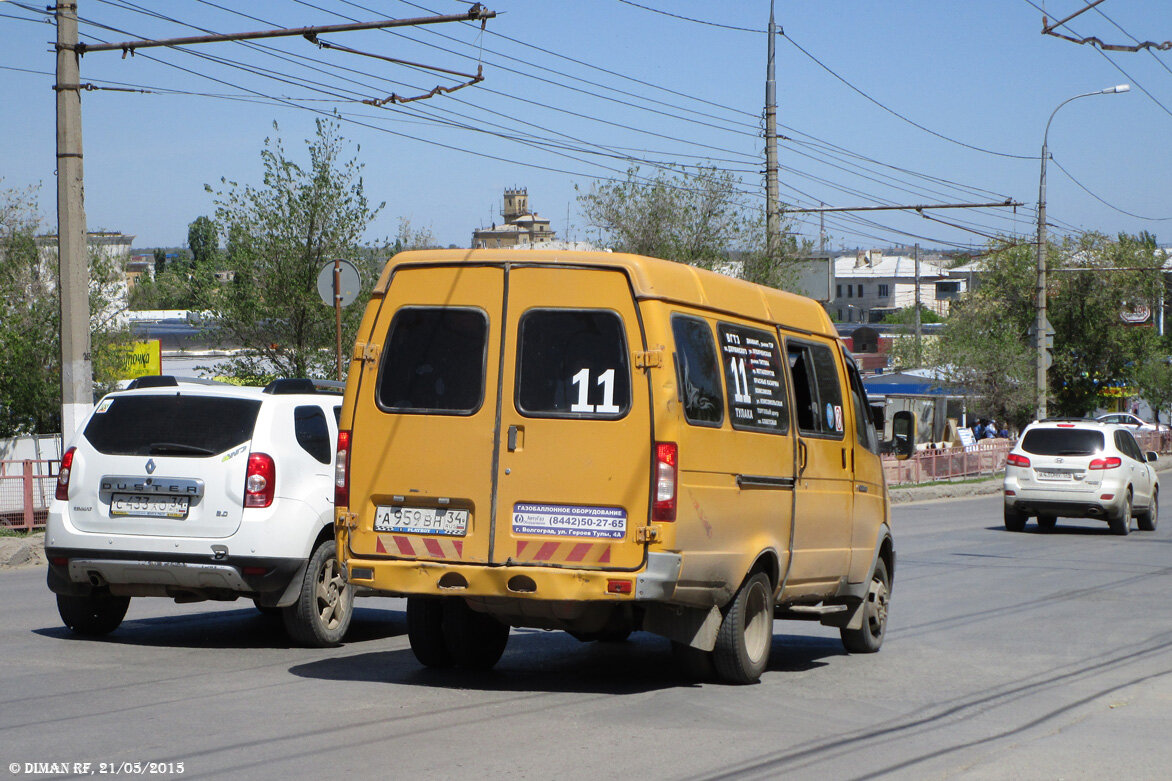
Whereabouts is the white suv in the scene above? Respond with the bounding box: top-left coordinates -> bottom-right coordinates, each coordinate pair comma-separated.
46,377 -> 353,645
1003,419 -> 1159,535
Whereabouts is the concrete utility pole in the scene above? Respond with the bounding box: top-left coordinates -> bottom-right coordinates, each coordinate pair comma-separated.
764,0 -> 780,262
56,1 -> 93,438
914,244 -> 922,369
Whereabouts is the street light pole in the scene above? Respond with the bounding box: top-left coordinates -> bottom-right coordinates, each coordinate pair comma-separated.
1035,84 -> 1129,421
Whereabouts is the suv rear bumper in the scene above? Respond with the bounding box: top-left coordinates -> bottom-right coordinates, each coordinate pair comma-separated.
342,551 -> 682,603
45,547 -> 305,605
1004,496 -> 1121,519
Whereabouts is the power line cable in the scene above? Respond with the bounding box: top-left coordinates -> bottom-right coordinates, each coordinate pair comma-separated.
1049,156 -> 1172,221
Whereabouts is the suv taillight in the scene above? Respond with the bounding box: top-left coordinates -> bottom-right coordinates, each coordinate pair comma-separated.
244,452 -> 275,508
56,447 -> 76,501
1089,456 -> 1122,470
1006,453 -> 1030,468
652,442 -> 678,522
335,430 -> 351,507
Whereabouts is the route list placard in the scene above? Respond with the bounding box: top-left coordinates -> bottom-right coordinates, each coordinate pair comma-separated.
718,323 -> 789,433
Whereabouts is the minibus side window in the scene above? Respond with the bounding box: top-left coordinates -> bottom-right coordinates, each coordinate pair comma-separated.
671,315 -> 723,426
516,309 -> 630,419
377,307 -> 488,414
845,360 -> 879,453
786,341 -> 845,439
717,322 -> 788,434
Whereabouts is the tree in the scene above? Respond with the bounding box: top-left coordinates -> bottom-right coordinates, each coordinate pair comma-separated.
938,233 -> 1165,427
199,119 -> 384,381
576,164 -> 807,290
0,181 -> 130,435
187,215 -> 219,266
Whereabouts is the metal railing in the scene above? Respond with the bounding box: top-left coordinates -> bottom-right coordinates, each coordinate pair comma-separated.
882,430 -> 1172,487
0,460 -> 59,532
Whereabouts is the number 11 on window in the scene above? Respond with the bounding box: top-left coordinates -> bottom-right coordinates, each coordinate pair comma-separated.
730,358 -> 752,404
570,368 -> 620,413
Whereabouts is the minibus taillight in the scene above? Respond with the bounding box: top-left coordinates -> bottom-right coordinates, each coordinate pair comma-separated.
652,442 -> 678,522
244,453 -> 276,508
335,430 -> 351,507
55,447 -> 76,501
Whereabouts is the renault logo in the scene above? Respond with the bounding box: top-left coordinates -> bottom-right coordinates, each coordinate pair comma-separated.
145,459 -> 157,474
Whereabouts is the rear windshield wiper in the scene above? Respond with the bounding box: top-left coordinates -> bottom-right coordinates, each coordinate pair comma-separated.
148,442 -> 216,456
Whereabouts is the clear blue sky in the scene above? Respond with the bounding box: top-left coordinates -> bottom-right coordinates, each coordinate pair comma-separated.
2,1 -> 1170,254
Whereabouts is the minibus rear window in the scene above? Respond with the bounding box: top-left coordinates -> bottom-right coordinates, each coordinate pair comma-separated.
516,309 -> 630,419
377,307 -> 488,414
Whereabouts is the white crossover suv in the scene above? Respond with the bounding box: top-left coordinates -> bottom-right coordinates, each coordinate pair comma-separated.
46,377 -> 353,645
1003,419 -> 1159,535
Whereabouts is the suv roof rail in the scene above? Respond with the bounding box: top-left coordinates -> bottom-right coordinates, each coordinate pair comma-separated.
262,378 -> 344,395
126,375 -> 179,389
1039,417 -> 1096,423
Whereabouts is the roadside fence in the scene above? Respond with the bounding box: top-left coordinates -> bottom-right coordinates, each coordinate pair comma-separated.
0,460 -> 58,532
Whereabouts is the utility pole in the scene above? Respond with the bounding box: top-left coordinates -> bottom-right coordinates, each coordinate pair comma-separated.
819,202 -> 826,252
56,1 -> 93,438
764,0 -> 780,263
914,244 -> 922,368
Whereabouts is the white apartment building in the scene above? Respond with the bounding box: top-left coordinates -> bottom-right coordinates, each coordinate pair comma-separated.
829,249 -> 965,323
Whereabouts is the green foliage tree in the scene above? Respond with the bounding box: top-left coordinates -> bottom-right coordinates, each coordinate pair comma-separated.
939,232 -> 1165,428
0,181 -> 131,435
881,305 -> 943,325
187,215 -> 219,266
199,119 -> 384,381
576,164 -> 808,290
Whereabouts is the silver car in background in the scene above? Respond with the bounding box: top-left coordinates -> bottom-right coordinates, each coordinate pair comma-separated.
1003,419 -> 1159,535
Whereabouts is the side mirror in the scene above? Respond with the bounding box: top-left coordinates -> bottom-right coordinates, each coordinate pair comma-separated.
869,403 -> 885,431
1147,451 -> 1159,463
892,410 -> 916,461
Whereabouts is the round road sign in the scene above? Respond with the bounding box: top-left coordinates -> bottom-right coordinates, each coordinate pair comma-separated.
316,259 -> 362,308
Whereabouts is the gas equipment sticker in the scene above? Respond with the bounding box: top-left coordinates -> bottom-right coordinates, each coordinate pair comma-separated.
512,503 -> 627,539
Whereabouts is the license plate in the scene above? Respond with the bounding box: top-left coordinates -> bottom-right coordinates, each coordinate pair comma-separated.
374,506 -> 468,536
110,493 -> 190,519
1035,469 -> 1072,481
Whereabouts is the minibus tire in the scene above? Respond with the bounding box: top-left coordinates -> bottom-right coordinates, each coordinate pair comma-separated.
713,572 -> 773,685
840,558 -> 890,654
406,597 -> 454,667
442,599 -> 509,670
57,593 -> 130,636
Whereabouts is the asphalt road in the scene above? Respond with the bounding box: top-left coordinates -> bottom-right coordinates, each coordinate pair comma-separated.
2,494 -> 1170,780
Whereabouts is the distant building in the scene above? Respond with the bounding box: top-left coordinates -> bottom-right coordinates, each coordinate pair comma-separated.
471,188 -> 557,249
828,249 -> 965,324
34,231 -> 136,325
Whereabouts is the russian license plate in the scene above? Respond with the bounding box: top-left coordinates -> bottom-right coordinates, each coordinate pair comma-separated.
1035,469 -> 1072,481
374,506 -> 468,536
110,493 -> 190,519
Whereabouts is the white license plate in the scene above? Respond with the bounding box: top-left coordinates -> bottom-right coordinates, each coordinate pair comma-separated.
1035,469 -> 1073,481
111,493 -> 190,519
374,506 -> 468,536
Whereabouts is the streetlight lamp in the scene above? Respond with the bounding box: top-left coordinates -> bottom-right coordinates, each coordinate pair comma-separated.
1035,84 -> 1129,421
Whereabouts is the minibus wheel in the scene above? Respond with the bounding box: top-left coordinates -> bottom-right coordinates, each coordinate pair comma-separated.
57,592 -> 130,636
406,597 -> 453,667
442,599 -> 509,670
840,558 -> 890,654
713,572 -> 773,684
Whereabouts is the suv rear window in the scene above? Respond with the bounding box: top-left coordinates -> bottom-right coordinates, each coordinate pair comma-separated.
377,307 -> 488,414
1021,428 -> 1105,456
84,395 -> 261,456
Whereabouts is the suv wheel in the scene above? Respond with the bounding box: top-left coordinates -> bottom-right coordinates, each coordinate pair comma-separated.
283,539 -> 353,647
57,593 -> 130,636
1136,490 -> 1158,532
1108,492 -> 1133,536
1036,514 -> 1057,532
1003,506 -> 1027,532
